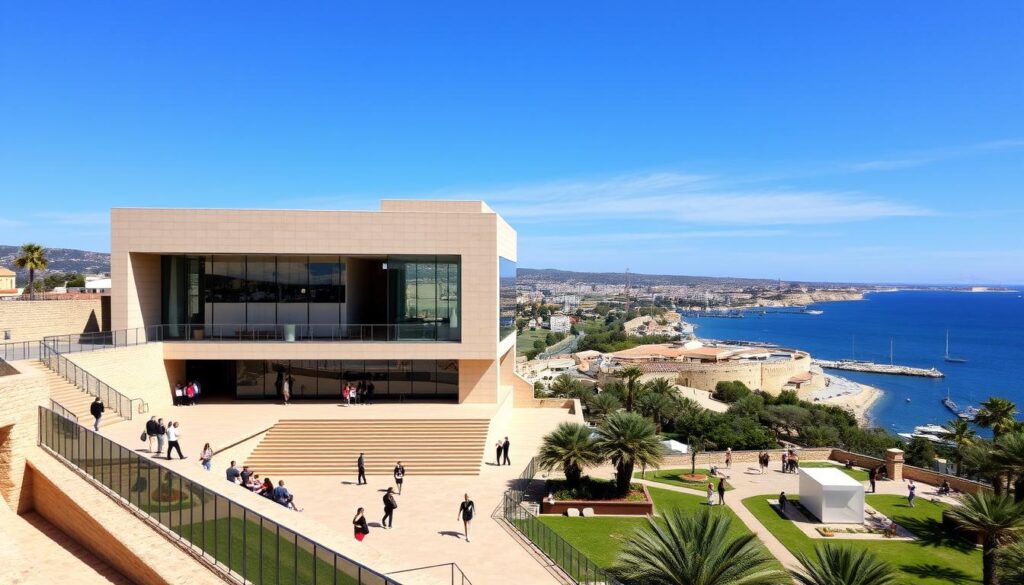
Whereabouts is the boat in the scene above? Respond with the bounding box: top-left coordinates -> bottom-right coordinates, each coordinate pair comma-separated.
802,309 -> 824,315
942,391 -> 959,415
944,330 -> 968,363
914,424 -> 951,435
959,406 -> 980,421
898,432 -> 955,447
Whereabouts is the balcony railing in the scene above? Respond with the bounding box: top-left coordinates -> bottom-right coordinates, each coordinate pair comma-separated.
0,340 -> 40,361
40,342 -> 142,421
43,322 -> 461,354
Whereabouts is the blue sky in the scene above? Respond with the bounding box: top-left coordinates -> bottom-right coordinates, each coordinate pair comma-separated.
1,2 -> 1022,284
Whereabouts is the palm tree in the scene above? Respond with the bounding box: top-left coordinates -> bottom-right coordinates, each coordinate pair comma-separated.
587,391 -> 621,421
996,538 -> 1024,585
537,422 -> 603,488
617,508 -> 790,585
688,435 -> 704,475
596,410 -> 663,495
977,398 -> 1020,441
549,373 -> 588,400
962,441 -> 1005,496
794,544 -> 896,585
992,432 -> 1024,502
14,243 -> 48,299
946,418 -> 978,477
947,492 -> 1024,585
616,365 -> 646,412
636,388 -> 681,433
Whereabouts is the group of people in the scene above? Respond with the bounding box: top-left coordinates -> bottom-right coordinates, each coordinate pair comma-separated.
226,461 -> 303,511
705,478 -> 727,506
173,380 -> 202,406
781,450 -> 800,473
342,381 -> 375,406
494,436 -> 511,466
756,451 -> 772,474
143,416 -> 185,460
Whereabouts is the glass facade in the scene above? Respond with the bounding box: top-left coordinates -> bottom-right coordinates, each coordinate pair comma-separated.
499,256 -> 516,340
161,254 -> 461,341
219,359 -> 459,399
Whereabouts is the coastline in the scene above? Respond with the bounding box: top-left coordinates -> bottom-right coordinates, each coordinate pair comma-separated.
811,376 -> 883,427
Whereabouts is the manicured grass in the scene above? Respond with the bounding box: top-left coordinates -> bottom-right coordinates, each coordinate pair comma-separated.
743,493 -> 982,585
800,461 -> 871,482
538,486 -> 774,571
634,468 -> 734,491
173,517 -> 363,585
516,329 -> 550,356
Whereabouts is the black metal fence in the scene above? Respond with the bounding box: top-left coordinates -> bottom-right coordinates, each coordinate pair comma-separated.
500,457 -> 622,585
38,406 -> 402,585
40,343 -> 141,421
0,340 -> 39,361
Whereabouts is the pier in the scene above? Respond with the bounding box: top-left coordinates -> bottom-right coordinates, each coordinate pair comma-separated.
814,359 -> 944,378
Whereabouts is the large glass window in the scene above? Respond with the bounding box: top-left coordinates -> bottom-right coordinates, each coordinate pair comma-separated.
218,359 -> 457,399
386,256 -> 461,341
499,256 -> 517,340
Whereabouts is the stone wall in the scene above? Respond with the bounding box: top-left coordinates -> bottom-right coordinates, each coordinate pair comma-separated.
0,298 -> 105,342
661,447 -> 835,469
829,449 -> 990,495
26,452 -> 223,585
650,353 -> 811,397
0,362 -> 49,512
66,344 -> 176,413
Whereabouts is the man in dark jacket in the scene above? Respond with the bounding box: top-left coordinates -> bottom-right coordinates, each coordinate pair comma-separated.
382,487 -> 398,528
145,416 -> 159,452
502,437 -> 511,466
90,397 -> 104,431
717,478 -> 726,505
357,453 -> 367,485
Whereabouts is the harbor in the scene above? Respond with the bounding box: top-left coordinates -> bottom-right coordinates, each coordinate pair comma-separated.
813,359 -> 944,378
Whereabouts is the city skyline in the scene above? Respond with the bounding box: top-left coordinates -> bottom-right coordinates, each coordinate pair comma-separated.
2,2 -> 1022,284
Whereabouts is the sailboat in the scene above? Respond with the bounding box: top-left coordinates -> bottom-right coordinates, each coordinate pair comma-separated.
944,330 -> 968,363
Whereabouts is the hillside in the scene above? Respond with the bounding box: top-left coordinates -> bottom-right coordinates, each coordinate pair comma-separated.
0,246 -> 110,284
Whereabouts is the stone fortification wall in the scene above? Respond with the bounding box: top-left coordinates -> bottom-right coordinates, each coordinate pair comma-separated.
0,298 -> 105,342
651,353 -> 810,396
0,362 -> 49,511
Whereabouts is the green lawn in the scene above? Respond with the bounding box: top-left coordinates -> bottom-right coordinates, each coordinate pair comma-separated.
742,494 -> 982,585
800,461 -> 871,482
538,486 -> 774,571
634,468 -> 734,491
516,329 -> 550,356
172,517 -> 363,585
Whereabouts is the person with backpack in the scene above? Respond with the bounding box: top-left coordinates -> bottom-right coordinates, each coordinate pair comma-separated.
382,487 -> 398,529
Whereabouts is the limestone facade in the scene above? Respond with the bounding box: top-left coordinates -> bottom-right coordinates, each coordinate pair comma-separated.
0,298 -> 105,342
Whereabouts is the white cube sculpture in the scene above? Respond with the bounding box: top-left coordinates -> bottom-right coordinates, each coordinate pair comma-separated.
799,467 -> 864,524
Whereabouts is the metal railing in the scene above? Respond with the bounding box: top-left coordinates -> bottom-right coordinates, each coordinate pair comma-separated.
387,563 -> 474,585
38,406 -> 405,585
500,457 -> 622,585
0,340 -> 40,361
50,399 -> 79,423
43,322 -> 462,353
40,342 -> 141,421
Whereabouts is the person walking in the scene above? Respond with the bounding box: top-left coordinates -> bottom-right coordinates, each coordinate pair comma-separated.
781,452 -> 788,473
191,379 -> 202,405
357,453 -> 367,485
173,383 -> 184,407
393,461 -> 405,495
282,375 -> 291,405
166,421 -> 186,460
155,418 -> 167,457
89,397 -> 104,431
457,494 -> 475,542
725,448 -> 732,470
869,466 -> 877,493
706,483 -> 715,506
495,441 -> 503,465
382,487 -> 398,529
502,436 -> 511,466
353,507 -> 369,541
907,479 -> 917,507
200,443 -> 214,471
145,416 -> 159,452
779,491 -> 788,511
717,478 -> 726,505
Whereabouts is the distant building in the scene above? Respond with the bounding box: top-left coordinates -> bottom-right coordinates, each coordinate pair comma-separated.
549,314 -> 571,334
84,277 -> 112,295
0,267 -> 17,295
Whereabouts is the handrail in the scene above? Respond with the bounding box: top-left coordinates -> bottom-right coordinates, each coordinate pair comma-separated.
0,340 -> 40,361
43,321 -> 462,352
40,341 -> 143,421
500,457 -> 622,585
49,399 -> 79,422
37,406 -> 406,585
387,562 -> 475,585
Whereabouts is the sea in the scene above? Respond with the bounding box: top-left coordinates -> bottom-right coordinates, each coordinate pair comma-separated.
686,290 -> 1024,434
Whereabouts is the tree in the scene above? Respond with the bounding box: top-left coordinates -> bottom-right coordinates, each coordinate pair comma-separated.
714,380 -> 752,403
794,544 -> 896,585
636,390 -> 681,433
550,374 -> 586,399
596,411 -> 663,495
616,508 -> 790,585
587,392 -> 621,421
992,432 -> 1024,502
996,538 -> 1024,584
688,435 -> 704,475
615,365 -> 646,412
14,243 -> 48,299
904,436 -> 937,469
977,398 -> 1020,441
946,418 -> 978,477
947,492 -> 1024,585
537,422 -> 603,488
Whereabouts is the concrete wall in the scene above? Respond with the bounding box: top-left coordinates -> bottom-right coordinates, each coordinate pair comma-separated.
26,453 -> 223,585
0,298 -> 104,342
459,359 -> 498,403
0,362 -> 49,512
67,344 -> 176,413
830,449 -> 990,495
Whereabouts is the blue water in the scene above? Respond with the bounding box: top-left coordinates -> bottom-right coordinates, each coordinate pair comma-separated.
687,290 -> 1024,433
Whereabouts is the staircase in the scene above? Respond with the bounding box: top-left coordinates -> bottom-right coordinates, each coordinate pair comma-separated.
245,419 -> 490,476
22,361 -> 126,428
